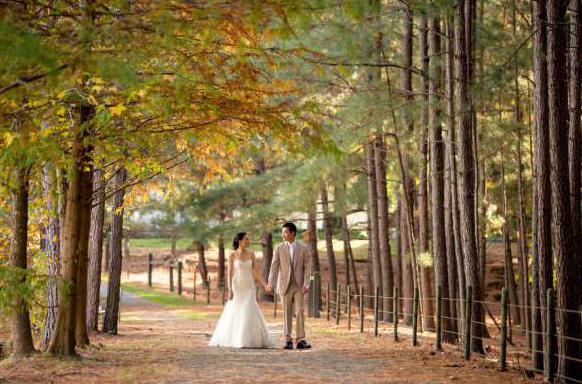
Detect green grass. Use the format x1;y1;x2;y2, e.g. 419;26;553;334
121;283;198;306
129;238;193;249
120;283;218;320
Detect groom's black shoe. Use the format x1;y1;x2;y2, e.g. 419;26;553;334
296;340;311;349
284;341;293;350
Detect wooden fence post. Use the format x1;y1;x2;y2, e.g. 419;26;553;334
206;276;210;305
313;272;320;318
308;275;313;318
336;283;341;325
345;284;349;314
374;285;379;337
347;285;352;331
413;287;419;346
464;285;473;360
148;253;153;287
326;283;330;321
177;261;183;295
544;288;554;382
169;263;174;292
435;285;442;351
393;286;399;342
359;285;364;334
499;287;508;371
273;293;277;318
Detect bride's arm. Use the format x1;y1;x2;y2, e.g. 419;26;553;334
227;252;234;299
251;252;268;290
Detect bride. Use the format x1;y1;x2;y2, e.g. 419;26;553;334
208;232;276;348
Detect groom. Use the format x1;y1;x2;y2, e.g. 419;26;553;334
266;222;312;350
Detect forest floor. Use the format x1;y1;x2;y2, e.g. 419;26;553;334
0;280;540;384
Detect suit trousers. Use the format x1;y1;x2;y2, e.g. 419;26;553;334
283;280;305;343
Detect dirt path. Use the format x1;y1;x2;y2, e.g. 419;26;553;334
0;285;539;384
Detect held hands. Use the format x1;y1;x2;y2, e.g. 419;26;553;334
264;284;273;293
301;284;310;294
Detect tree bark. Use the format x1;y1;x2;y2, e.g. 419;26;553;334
512;0;531;345
547;0;582;379
48;108;93;356
86;168;105;333
501;154;521;326
568;2;582;364
261;231;274;302
532;0;556;375
198;242;208;287
455;0;484;353
218;234;226;288
9;165;35;356
365;143;382;298
74;143;93;348
374;135;394;322
102;167;127;334
320;181;338;293
40;165;61;350
419;14;435;332
429;15;454;344
445;13;466;332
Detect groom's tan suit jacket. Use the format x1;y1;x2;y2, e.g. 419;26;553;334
268;240;310;295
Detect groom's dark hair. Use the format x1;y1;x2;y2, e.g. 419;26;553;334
282;222;297;235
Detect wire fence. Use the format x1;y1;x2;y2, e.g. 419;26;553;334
314;277;582;383
142;258;582;383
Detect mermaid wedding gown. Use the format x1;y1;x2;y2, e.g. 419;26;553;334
208;258;276;348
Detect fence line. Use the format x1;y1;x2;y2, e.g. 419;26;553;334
140;255;582;383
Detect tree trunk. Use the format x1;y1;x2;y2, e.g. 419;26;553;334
9;165;34;356
429;15;454;344
86;168;105;333
401;200;415;326
261;231;274;302
455;0;484;353
568;2;582;369
48;111;93;356
532;0;556;375
365;143;382;298
375;135;394;322
531;142;544;370
320;181;338;293
366;213;374;309
446;13;466;332
547;0;582;379
511;0;531;345
401;0;414;132
395;197;403;314
418;14;435;332
102;168;127;334
218;234;226;288
336;182;352;291
198;242;208;287
74;145;93;348
40;165;61;350
501;154;521;326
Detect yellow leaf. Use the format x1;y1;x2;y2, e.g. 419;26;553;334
110;104;127;116
3;132;14;145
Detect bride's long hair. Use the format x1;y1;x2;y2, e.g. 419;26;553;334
233;232;247;250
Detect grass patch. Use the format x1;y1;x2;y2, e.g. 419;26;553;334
174;309;217;320
121;283;196;306
129;237;193;249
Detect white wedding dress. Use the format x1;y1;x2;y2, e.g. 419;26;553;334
209;258;276;348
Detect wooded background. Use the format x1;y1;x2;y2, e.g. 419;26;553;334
1;1;581;382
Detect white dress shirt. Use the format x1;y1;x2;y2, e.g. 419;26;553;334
287;240;295;264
